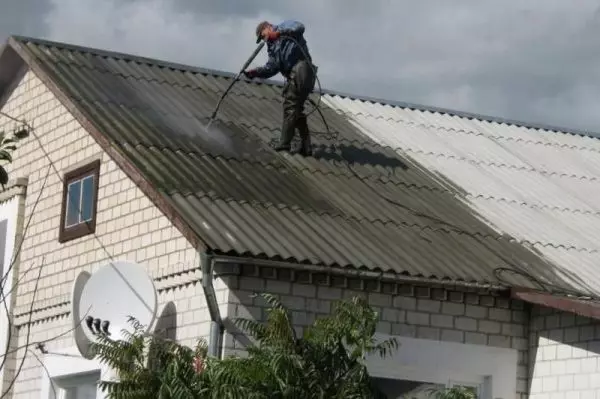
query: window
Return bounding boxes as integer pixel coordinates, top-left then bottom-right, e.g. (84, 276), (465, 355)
(371, 378), (444, 399)
(40, 347), (106, 399)
(59, 160), (100, 243)
(448, 381), (481, 399)
(370, 379), (481, 399)
(53, 372), (100, 399)
(365, 334), (517, 399)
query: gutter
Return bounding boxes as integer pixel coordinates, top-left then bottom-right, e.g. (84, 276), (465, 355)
(213, 255), (508, 292)
(199, 253), (506, 358)
(200, 252), (224, 359)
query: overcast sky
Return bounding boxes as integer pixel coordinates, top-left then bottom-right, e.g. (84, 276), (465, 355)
(2, 0), (600, 133)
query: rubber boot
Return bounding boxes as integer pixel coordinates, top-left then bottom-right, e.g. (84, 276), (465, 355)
(276, 77), (297, 153)
(291, 116), (312, 156)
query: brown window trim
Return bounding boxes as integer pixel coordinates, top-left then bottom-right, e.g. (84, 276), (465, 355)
(58, 160), (101, 243)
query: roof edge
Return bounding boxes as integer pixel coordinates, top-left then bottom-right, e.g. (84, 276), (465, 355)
(9, 35), (600, 141)
(6, 36), (210, 253)
(213, 254), (510, 292)
(512, 287), (600, 321)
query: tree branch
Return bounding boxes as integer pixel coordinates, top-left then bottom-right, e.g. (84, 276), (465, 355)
(0, 163), (51, 381)
(28, 348), (57, 399)
(0, 257), (44, 399)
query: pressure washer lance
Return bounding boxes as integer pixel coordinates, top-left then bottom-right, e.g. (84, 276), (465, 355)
(205, 41), (266, 132)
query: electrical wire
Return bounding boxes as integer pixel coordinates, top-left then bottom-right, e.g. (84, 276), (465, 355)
(0, 256), (43, 399)
(0, 112), (159, 354)
(0, 113), (167, 310)
(0, 164), (51, 384)
(0, 111), (116, 263)
(0, 112), (190, 380)
(0, 164), (51, 301)
(28, 348), (58, 399)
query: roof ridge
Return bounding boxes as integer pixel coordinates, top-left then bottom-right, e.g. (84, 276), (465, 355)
(9, 35), (600, 141)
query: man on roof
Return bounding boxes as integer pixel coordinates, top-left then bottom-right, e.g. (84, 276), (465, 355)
(244, 20), (317, 157)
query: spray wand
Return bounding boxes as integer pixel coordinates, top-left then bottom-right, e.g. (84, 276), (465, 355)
(205, 41), (266, 131)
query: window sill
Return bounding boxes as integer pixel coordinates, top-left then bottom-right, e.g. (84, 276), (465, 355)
(58, 223), (96, 244)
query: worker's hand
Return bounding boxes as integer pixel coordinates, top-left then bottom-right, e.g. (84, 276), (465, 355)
(243, 69), (257, 79)
(266, 31), (280, 41)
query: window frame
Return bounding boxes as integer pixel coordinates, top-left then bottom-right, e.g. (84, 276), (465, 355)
(58, 160), (101, 243)
(39, 346), (107, 399)
(365, 334), (517, 399)
(54, 371), (101, 399)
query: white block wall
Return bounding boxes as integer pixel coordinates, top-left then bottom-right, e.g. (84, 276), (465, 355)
(0, 69), (222, 397)
(529, 306), (600, 399)
(223, 264), (530, 399)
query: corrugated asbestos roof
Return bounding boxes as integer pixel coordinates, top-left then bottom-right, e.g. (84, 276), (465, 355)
(5, 36), (599, 295)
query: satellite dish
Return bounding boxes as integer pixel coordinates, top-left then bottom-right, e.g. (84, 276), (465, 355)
(70, 261), (158, 359)
(71, 270), (91, 358)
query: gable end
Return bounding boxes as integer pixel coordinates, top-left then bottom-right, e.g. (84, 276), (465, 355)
(4, 37), (207, 253)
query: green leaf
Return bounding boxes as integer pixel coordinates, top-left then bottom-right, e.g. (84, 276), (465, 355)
(0, 150), (13, 163)
(91, 293), (397, 398)
(0, 166), (8, 186)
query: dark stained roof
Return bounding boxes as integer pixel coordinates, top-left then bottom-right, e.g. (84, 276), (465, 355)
(1, 35), (587, 293)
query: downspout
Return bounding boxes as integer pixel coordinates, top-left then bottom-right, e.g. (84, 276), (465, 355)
(200, 252), (224, 358)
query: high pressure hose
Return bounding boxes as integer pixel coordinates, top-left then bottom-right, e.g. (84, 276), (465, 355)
(278, 35), (330, 136)
(205, 41), (266, 131)
(205, 34), (331, 139)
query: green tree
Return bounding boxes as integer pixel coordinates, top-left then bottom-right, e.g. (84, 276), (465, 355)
(0, 130), (20, 189)
(427, 386), (478, 399)
(91, 293), (399, 399)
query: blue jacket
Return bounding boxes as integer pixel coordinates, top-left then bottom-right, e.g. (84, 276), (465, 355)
(253, 20), (313, 79)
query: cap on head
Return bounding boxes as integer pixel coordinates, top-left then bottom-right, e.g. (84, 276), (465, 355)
(255, 21), (271, 43)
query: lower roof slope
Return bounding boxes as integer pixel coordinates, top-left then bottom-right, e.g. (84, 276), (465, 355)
(2, 36), (596, 295)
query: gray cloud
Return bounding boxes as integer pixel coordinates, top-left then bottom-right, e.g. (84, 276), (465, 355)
(2, 0), (600, 133)
(0, 0), (50, 40)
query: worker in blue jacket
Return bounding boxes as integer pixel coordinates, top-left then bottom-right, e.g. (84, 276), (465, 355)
(244, 20), (317, 156)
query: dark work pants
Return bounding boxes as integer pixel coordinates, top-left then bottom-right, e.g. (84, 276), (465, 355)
(279, 60), (317, 149)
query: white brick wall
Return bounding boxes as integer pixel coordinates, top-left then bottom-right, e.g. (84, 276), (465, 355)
(0, 70), (218, 397)
(224, 266), (529, 398)
(529, 306), (600, 399)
